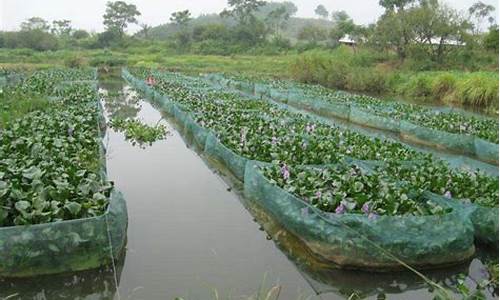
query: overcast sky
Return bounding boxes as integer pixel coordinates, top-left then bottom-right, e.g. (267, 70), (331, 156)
(0, 0), (498, 33)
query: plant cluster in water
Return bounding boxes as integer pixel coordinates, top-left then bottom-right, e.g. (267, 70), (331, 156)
(0, 68), (111, 227)
(258, 78), (499, 143)
(109, 118), (168, 148)
(127, 68), (498, 215)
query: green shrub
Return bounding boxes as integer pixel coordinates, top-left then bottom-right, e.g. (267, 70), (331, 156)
(346, 67), (388, 94)
(401, 74), (433, 100)
(89, 55), (127, 67)
(456, 75), (499, 108)
(431, 73), (457, 100)
(64, 56), (88, 68)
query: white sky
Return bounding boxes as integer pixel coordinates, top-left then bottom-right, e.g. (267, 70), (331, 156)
(0, 0), (498, 33)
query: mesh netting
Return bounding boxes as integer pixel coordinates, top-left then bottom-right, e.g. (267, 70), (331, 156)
(0, 190), (127, 277)
(210, 76), (498, 165)
(0, 73), (128, 277)
(123, 68), (496, 270)
(243, 161), (475, 270)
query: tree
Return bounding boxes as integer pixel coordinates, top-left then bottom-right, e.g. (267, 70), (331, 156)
(315, 5), (329, 19)
(103, 1), (141, 37)
(371, 10), (413, 60)
(138, 23), (152, 39)
(170, 10), (192, 27)
(483, 26), (499, 51)
(170, 10), (192, 48)
(468, 1), (496, 34)
(330, 11), (362, 42)
(96, 30), (121, 47)
(379, 0), (416, 12)
(297, 25), (328, 43)
(12, 30), (58, 50)
(221, 0), (268, 45)
(408, 0), (470, 63)
(256, 1), (297, 18)
(372, 0), (471, 63)
(20, 17), (50, 32)
(72, 29), (90, 39)
(220, 0), (267, 25)
(51, 20), (72, 36)
(265, 5), (292, 37)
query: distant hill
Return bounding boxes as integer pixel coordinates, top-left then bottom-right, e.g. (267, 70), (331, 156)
(146, 5), (334, 42)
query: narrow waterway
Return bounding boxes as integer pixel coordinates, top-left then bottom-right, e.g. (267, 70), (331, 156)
(0, 70), (496, 300)
(101, 71), (496, 300)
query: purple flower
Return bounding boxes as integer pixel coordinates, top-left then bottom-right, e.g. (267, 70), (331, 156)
(271, 136), (278, 145)
(368, 212), (379, 220)
(444, 191), (452, 198)
(335, 204), (346, 215)
(362, 203), (370, 214)
(315, 191), (322, 198)
(280, 164), (290, 181)
(305, 123), (316, 134)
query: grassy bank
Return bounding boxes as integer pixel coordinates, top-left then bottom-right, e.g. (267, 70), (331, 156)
(1, 47), (497, 112)
(0, 48), (294, 77)
(290, 49), (499, 113)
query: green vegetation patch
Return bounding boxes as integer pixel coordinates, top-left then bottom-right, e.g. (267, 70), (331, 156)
(0, 69), (111, 227)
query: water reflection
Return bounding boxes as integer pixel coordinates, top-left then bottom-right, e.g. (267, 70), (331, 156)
(0, 251), (125, 300)
(242, 196), (498, 300)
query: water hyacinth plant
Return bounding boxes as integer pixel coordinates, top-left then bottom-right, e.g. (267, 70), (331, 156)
(261, 162), (449, 216)
(127, 68), (498, 210)
(109, 118), (168, 147)
(0, 69), (111, 227)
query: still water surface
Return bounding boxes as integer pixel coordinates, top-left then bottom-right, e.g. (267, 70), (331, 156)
(0, 72), (496, 300)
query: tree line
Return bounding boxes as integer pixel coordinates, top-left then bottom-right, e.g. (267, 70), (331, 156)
(0, 0), (497, 67)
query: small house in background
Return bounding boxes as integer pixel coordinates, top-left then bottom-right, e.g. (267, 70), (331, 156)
(338, 35), (357, 46)
(428, 38), (466, 46)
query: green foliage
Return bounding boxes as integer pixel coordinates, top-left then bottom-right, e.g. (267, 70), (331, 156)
(0, 88), (49, 128)
(96, 30), (122, 48)
(0, 69), (111, 227)
(220, 0), (267, 25)
(379, 159), (498, 207)
(456, 73), (499, 108)
(399, 73), (433, 99)
(0, 30), (59, 51)
(268, 74), (499, 142)
(483, 27), (499, 51)
(51, 20), (72, 37)
(290, 49), (499, 111)
(345, 67), (388, 94)
(290, 48), (390, 90)
(262, 162), (447, 216)
(20, 17), (50, 32)
(129, 68), (498, 216)
(102, 1), (141, 36)
(314, 5), (329, 19)
(297, 25), (328, 43)
(486, 260), (499, 286)
(109, 118), (168, 147)
(64, 56), (87, 68)
(431, 73), (457, 100)
(170, 10), (192, 27)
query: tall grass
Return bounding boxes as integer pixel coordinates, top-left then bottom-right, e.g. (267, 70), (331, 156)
(456, 74), (499, 108)
(289, 49), (499, 111)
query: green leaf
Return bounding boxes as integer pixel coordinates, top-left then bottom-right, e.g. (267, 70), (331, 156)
(65, 201), (82, 215)
(22, 166), (43, 180)
(15, 200), (31, 212)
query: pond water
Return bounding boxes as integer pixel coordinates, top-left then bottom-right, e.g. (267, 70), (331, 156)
(0, 71), (497, 300)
